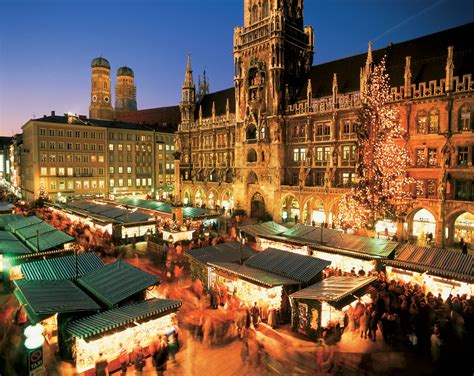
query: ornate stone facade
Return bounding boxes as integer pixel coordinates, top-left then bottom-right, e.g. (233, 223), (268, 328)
(176, 1), (474, 247)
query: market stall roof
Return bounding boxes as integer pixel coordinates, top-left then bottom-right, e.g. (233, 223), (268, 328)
(186, 241), (257, 265)
(290, 276), (377, 307)
(384, 244), (474, 282)
(24, 230), (74, 252)
(209, 262), (300, 287)
(14, 221), (56, 240)
(117, 197), (172, 214)
(311, 233), (399, 259)
(245, 248), (331, 285)
(182, 207), (218, 219)
(7, 216), (42, 231)
(63, 201), (153, 224)
(77, 260), (160, 308)
(0, 202), (14, 212)
(240, 221), (288, 238)
(21, 253), (104, 280)
(0, 232), (31, 255)
(0, 214), (24, 230)
(66, 298), (182, 339)
(116, 211), (151, 223)
(14, 280), (101, 322)
(280, 224), (342, 245)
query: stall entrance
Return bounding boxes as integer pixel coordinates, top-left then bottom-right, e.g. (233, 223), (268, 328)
(251, 192), (265, 218)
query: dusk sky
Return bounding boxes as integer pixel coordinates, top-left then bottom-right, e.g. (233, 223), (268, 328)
(1, 0), (473, 136)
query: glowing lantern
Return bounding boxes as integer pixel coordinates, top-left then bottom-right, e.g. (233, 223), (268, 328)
(24, 324), (45, 350)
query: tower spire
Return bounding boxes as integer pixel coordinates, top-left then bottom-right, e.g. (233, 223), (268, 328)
(366, 41), (373, 72)
(183, 52), (194, 88)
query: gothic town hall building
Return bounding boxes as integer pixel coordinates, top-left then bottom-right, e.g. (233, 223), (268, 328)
(130, 0), (474, 248)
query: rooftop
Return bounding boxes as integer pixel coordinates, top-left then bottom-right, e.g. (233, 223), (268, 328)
(290, 276), (377, 310)
(14, 279), (101, 323)
(77, 260), (160, 308)
(384, 244), (474, 282)
(21, 252), (104, 280)
(186, 241), (258, 265)
(245, 248), (331, 285)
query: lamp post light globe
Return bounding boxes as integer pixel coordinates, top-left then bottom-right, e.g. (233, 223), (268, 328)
(24, 323), (45, 350)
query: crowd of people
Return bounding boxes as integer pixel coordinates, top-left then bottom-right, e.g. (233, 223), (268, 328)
(339, 272), (473, 369)
(95, 322), (180, 376)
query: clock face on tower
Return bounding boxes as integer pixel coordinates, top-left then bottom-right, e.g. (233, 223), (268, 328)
(92, 95), (97, 102)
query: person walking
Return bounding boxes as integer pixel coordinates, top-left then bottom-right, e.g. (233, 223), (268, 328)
(251, 302), (260, 329)
(94, 353), (108, 376)
(461, 242), (468, 255)
(153, 339), (169, 376)
(118, 343), (128, 375)
(133, 345), (145, 376)
(360, 306), (371, 339)
(168, 334), (178, 363)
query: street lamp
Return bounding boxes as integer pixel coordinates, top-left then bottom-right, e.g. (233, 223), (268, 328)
(24, 324), (45, 350)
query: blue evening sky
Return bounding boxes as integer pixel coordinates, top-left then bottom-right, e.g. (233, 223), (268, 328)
(0, 0), (473, 135)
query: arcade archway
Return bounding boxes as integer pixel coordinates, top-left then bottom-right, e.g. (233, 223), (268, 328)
(411, 208), (436, 240)
(453, 211), (474, 246)
(281, 194), (300, 223)
(302, 197), (326, 225)
(195, 189), (204, 208)
(250, 192), (265, 218)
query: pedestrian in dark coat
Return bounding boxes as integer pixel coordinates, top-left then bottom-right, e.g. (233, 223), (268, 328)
(251, 302), (260, 328)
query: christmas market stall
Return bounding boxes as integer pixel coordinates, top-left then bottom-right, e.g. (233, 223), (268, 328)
(0, 214), (75, 282)
(50, 200), (156, 240)
(383, 244), (474, 298)
(289, 276), (376, 340)
(186, 241), (257, 288)
(209, 248), (331, 322)
(11, 255), (174, 375)
(64, 298), (181, 375)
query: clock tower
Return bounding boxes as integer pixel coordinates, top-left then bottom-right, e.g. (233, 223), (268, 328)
(89, 57), (114, 120)
(232, 0), (314, 218)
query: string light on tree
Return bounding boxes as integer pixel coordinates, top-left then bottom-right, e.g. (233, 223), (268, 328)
(338, 56), (413, 230)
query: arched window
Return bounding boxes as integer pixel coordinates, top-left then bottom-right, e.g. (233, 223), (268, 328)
(246, 124), (257, 141)
(459, 104), (472, 131)
(262, 0), (269, 18)
(247, 149), (258, 163)
(260, 126), (266, 140)
(416, 111), (428, 134)
(261, 151), (265, 161)
(428, 109), (439, 133)
(251, 4), (259, 23)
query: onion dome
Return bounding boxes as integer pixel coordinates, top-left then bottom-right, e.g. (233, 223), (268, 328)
(91, 57), (110, 69)
(117, 66), (134, 77)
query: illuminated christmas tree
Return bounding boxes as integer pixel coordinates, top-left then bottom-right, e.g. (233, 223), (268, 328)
(338, 57), (413, 230)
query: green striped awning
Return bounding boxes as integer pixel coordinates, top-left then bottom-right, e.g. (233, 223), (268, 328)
(66, 298), (182, 339)
(77, 260), (160, 308)
(209, 262), (300, 288)
(14, 279), (101, 323)
(21, 253), (104, 280)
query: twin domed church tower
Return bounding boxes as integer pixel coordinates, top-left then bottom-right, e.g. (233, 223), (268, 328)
(89, 57), (137, 120)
